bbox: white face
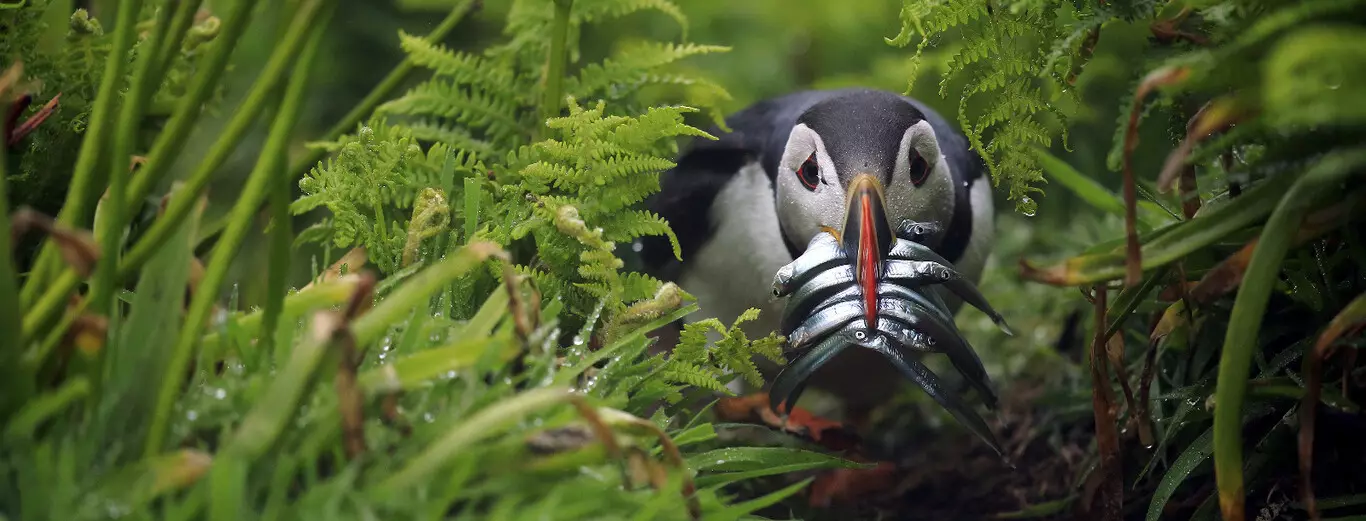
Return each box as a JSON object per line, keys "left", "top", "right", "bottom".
{"left": 774, "top": 121, "right": 956, "bottom": 248}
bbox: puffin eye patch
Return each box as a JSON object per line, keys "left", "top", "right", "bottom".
{"left": 795, "top": 152, "right": 820, "bottom": 191}
{"left": 908, "top": 149, "right": 931, "bottom": 187}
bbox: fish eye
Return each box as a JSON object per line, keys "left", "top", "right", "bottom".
{"left": 854, "top": 330, "right": 866, "bottom": 341}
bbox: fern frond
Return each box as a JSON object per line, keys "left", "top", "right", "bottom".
{"left": 574, "top": 0, "right": 689, "bottom": 32}
{"left": 658, "top": 362, "right": 729, "bottom": 394}
{"left": 567, "top": 42, "right": 729, "bottom": 100}
{"left": 406, "top": 120, "right": 498, "bottom": 159}
{"left": 378, "top": 80, "right": 526, "bottom": 145}
{"left": 889, "top": 0, "right": 1064, "bottom": 213}
{"left": 396, "top": 31, "right": 521, "bottom": 99}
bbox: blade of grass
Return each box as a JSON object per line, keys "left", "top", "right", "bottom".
{"left": 358, "top": 333, "right": 520, "bottom": 396}
{"left": 2, "top": 376, "right": 89, "bottom": 443}
{"left": 350, "top": 242, "right": 506, "bottom": 345}
{"left": 1213, "top": 148, "right": 1366, "bottom": 521}
{"left": 81, "top": 0, "right": 176, "bottom": 411}
{"left": 371, "top": 386, "right": 578, "bottom": 497}
{"left": 95, "top": 182, "right": 201, "bottom": 450}
{"left": 538, "top": 0, "right": 573, "bottom": 139}
{"left": 261, "top": 63, "right": 298, "bottom": 355}
{"left": 144, "top": 6, "right": 331, "bottom": 457}
{"left": 119, "top": 0, "right": 328, "bottom": 277}
{"left": 1146, "top": 427, "right": 1213, "bottom": 521}
{"left": 151, "top": 0, "right": 205, "bottom": 82}
{"left": 701, "top": 478, "right": 813, "bottom": 521}
{"left": 1019, "top": 168, "right": 1297, "bottom": 286}
{"left": 18, "top": 0, "right": 263, "bottom": 347}
{"left": 21, "top": 0, "right": 145, "bottom": 300}
{"left": 122, "top": 0, "right": 262, "bottom": 208}
{"left": 1105, "top": 266, "right": 1171, "bottom": 340}
{"left": 199, "top": 275, "right": 366, "bottom": 357}
{"left": 1033, "top": 147, "right": 1164, "bottom": 229}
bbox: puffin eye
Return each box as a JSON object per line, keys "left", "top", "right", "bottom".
{"left": 908, "top": 150, "right": 931, "bottom": 187}
{"left": 795, "top": 152, "right": 820, "bottom": 191}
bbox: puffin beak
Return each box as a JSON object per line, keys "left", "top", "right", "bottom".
{"left": 840, "top": 173, "right": 895, "bottom": 329}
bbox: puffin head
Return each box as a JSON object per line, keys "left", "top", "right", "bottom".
{"left": 774, "top": 90, "right": 958, "bottom": 269}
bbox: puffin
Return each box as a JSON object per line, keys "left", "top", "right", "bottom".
{"left": 634, "top": 87, "right": 996, "bottom": 422}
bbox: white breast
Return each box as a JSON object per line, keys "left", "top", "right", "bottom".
{"left": 676, "top": 161, "right": 793, "bottom": 341}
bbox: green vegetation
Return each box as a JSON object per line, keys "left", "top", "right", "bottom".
{"left": 3, "top": 0, "right": 1365, "bottom": 520}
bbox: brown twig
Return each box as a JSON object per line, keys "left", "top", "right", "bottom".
{"left": 1189, "top": 200, "right": 1355, "bottom": 305}
{"left": 8, "top": 93, "right": 59, "bottom": 146}
{"left": 1120, "top": 66, "right": 1192, "bottom": 287}
{"left": 598, "top": 407, "right": 701, "bottom": 520}
{"left": 331, "top": 272, "right": 376, "bottom": 460}
{"left": 1149, "top": 7, "right": 1209, "bottom": 46}
{"left": 1157, "top": 97, "right": 1250, "bottom": 201}
{"left": 1067, "top": 26, "right": 1102, "bottom": 86}
{"left": 1085, "top": 283, "right": 1122, "bottom": 521}
{"left": 1300, "top": 292, "right": 1366, "bottom": 521}
{"left": 10, "top": 207, "right": 101, "bottom": 277}
{"left": 380, "top": 392, "right": 412, "bottom": 438}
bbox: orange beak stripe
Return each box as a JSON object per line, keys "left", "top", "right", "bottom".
{"left": 858, "top": 192, "right": 878, "bottom": 329}
{"left": 840, "top": 173, "right": 894, "bottom": 331}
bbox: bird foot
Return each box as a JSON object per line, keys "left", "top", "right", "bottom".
{"left": 715, "top": 392, "right": 862, "bottom": 452}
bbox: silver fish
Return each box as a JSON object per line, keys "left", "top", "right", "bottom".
{"left": 846, "top": 329, "right": 1006, "bottom": 459}
{"left": 768, "top": 328, "right": 854, "bottom": 414}
{"left": 877, "top": 298, "right": 997, "bottom": 408}
{"left": 895, "top": 219, "right": 942, "bottom": 244}
{"left": 771, "top": 233, "right": 847, "bottom": 298}
{"left": 889, "top": 238, "right": 1013, "bottom": 335}
{"left": 781, "top": 281, "right": 954, "bottom": 336}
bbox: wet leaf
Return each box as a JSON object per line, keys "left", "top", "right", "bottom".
{"left": 1189, "top": 201, "right": 1355, "bottom": 305}
{"left": 79, "top": 450, "right": 213, "bottom": 518}
{"left": 1213, "top": 148, "right": 1366, "bottom": 521}
{"left": 1019, "top": 170, "right": 1295, "bottom": 286}
{"left": 1263, "top": 25, "right": 1366, "bottom": 129}
{"left": 1146, "top": 427, "right": 1213, "bottom": 521}
{"left": 686, "top": 446, "right": 865, "bottom": 474}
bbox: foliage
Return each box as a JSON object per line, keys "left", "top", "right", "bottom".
{"left": 0, "top": 1, "right": 849, "bottom": 520}
{"left": 993, "top": 0, "right": 1366, "bottom": 519}
{"left": 1, "top": 0, "right": 222, "bottom": 251}
{"left": 293, "top": 0, "right": 732, "bottom": 321}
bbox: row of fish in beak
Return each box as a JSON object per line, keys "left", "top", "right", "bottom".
{"left": 768, "top": 220, "right": 1014, "bottom": 458}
